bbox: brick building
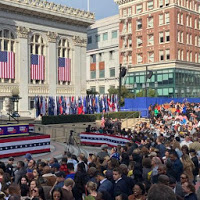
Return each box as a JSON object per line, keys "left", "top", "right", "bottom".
{"left": 115, "top": 0, "right": 200, "bottom": 97}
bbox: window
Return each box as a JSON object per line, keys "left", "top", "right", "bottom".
{"left": 166, "top": 49, "right": 170, "bottom": 60}
{"left": 58, "top": 38, "right": 71, "bottom": 58}
{"left": 147, "top": 1, "right": 153, "bottom": 10}
{"left": 190, "top": 16, "right": 192, "bottom": 27}
{"left": 190, "top": 52, "right": 192, "bottom": 62}
{"left": 190, "top": 34, "right": 192, "bottom": 45}
{"left": 148, "top": 34, "right": 154, "bottom": 45}
{"left": 128, "top": 23, "right": 132, "bottom": 33}
{"left": 137, "top": 54, "right": 143, "bottom": 64}
{"left": 123, "top": 9, "right": 127, "bottom": 17}
{"left": 165, "top": 13, "right": 170, "bottom": 24}
{"left": 195, "top": 53, "right": 198, "bottom": 63}
{"left": 187, "top": 51, "right": 189, "bottom": 61}
{"left": 180, "top": 14, "right": 183, "bottom": 24}
{"left": 128, "top": 38, "right": 132, "bottom": 47}
{"left": 166, "top": 31, "right": 170, "bottom": 42}
{"left": 90, "top": 54, "right": 96, "bottom": 63}
{"left": 96, "top": 34, "right": 100, "bottom": 42}
{"left": 99, "top": 53, "right": 102, "bottom": 62}
{"left": 195, "top": 19, "right": 197, "bottom": 29}
{"left": 159, "top": 32, "right": 164, "bottom": 43}
{"left": 128, "top": 54, "right": 132, "bottom": 64}
{"left": 186, "top": 15, "right": 189, "bottom": 26}
{"left": 159, "top": 50, "right": 164, "bottom": 61}
{"left": 159, "top": 14, "right": 164, "bottom": 25}
{"left": 88, "top": 36, "right": 92, "bottom": 44}
{"left": 148, "top": 51, "right": 154, "bottom": 62}
{"left": 128, "top": 7, "right": 132, "bottom": 16}
{"left": 159, "top": 0, "right": 163, "bottom": 8}
{"left": 29, "top": 97, "right": 35, "bottom": 110}
{"left": 90, "top": 71, "right": 96, "bottom": 79}
{"left": 136, "top": 4, "right": 142, "bottom": 14}
{"left": 123, "top": 23, "right": 127, "bottom": 33}
{"left": 198, "top": 54, "right": 200, "bottom": 63}
{"left": 187, "top": 34, "right": 189, "bottom": 44}
{"left": 137, "top": 36, "right": 143, "bottom": 47}
{"left": 90, "top": 86, "right": 96, "bottom": 92}
{"left": 103, "top": 32, "right": 108, "bottom": 41}
{"left": 178, "top": 49, "right": 181, "bottom": 60}
{"left": 99, "top": 69, "right": 105, "bottom": 78}
{"left": 177, "top": 13, "right": 180, "bottom": 24}
{"left": 112, "top": 30, "right": 117, "bottom": 39}
{"left": 99, "top": 86, "right": 105, "bottom": 94}
{"left": 147, "top": 16, "right": 154, "bottom": 28}
{"left": 165, "top": 0, "right": 169, "bottom": 6}
{"left": 180, "top": 32, "right": 183, "bottom": 43}
{"left": 195, "top": 36, "right": 198, "bottom": 46}
{"left": 0, "top": 29, "right": 15, "bottom": 52}
{"left": 110, "top": 68, "right": 115, "bottom": 77}
{"left": 178, "top": 31, "right": 180, "bottom": 42}
{"left": 137, "top": 19, "right": 142, "bottom": 30}
{"left": 181, "top": 50, "right": 183, "bottom": 60}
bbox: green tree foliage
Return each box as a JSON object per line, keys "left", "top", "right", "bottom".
{"left": 108, "top": 86, "right": 134, "bottom": 106}
{"left": 136, "top": 89, "right": 157, "bottom": 97}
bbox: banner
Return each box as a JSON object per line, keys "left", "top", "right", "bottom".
{"left": 0, "top": 124, "right": 29, "bottom": 137}
{"left": 80, "top": 132, "right": 130, "bottom": 147}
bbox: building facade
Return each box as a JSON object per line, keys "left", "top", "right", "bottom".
{"left": 0, "top": 0, "right": 94, "bottom": 117}
{"left": 86, "top": 15, "right": 119, "bottom": 94}
{"left": 115, "top": 0, "right": 200, "bottom": 97}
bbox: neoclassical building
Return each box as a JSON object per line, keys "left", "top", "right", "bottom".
{"left": 0, "top": 0, "right": 94, "bottom": 117}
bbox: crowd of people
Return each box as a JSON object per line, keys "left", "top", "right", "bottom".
{"left": 0, "top": 101, "right": 199, "bottom": 200}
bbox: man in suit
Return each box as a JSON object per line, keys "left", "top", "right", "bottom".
{"left": 95, "top": 172, "right": 113, "bottom": 194}
{"left": 113, "top": 167, "right": 129, "bottom": 197}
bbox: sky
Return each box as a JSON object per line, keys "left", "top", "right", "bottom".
{"left": 52, "top": 0, "right": 119, "bottom": 20}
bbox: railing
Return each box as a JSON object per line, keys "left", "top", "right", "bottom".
{"left": 121, "top": 111, "right": 140, "bottom": 129}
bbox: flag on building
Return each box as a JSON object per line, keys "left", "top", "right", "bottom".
{"left": 58, "top": 57, "right": 71, "bottom": 82}
{"left": 0, "top": 51, "right": 15, "bottom": 79}
{"left": 31, "top": 54, "right": 45, "bottom": 80}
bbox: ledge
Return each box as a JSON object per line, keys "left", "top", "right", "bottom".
{"left": 0, "top": 0, "right": 95, "bottom": 27}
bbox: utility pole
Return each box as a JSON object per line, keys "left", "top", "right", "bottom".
{"left": 119, "top": 64, "right": 122, "bottom": 111}
{"left": 87, "top": 0, "right": 90, "bottom": 12}
{"left": 145, "top": 66, "right": 147, "bottom": 97}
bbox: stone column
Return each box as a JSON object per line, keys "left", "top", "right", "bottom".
{"left": 46, "top": 32, "right": 57, "bottom": 97}
{"left": 72, "top": 36, "right": 87, "bottom": 96}
{"left": 17, "top": 27, "right": 30, "bottom": 113}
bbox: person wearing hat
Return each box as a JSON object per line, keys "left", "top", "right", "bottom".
{"left": 5, "top": 157, "right": 14, "bottom": 179}
{"left": 24, "top": 153, "right": 32, "bottom": 168}
{"left": 97, "top": 144, "right": 109, "bottom": 160}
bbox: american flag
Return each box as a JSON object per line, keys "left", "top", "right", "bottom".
{"left": 58, "top": 57, "right": 71, "bottom": 82}
{"left": 31, "top": 54, "right": 45, "bottom": 80}
{"left": 0, "top": 51, "right": 15, "bottom": 79}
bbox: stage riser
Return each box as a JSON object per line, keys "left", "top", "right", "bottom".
{"left": 0, "top": 135, "right": 50, "bottom": 158}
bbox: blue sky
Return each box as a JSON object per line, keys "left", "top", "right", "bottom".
{"left": 52, "top": 0, "right": 119, "bottom": 20}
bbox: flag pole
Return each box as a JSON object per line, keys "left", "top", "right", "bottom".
{"left": 87, "top": 0, "right": 90, "bottom": 12}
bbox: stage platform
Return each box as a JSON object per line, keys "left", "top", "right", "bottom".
{"left": 0, "top": 124, "right": 50, "bottom": 158}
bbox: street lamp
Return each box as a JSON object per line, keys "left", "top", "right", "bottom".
{"left": 10, "top": 88, "right": 21, "bottom": 119}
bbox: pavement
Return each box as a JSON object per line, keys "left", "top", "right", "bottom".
{"left": 0, "top": 141, "right": 101, "bottom": 163}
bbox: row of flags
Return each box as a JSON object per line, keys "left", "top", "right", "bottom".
{"left": 34, "top": 95, "right": 119, "bottom": 117}
{"left": 0, "top": 51, "right": 71, "bottom": 81}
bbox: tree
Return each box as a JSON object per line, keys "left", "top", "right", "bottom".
{"left": 86, "top": 89, "right": 99, "bottom": 95}
{"left": 136, "top": 88, "right": 157, "bottom": 97}
{"left": 108, "top": 86, "right": 134, "bottom": 106}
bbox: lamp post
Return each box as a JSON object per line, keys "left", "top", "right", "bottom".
{"left": 10, "top": 88, "right": 21, "bottom": 119}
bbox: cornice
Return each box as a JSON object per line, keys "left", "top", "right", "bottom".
{"left": 0, "top": 0, "right": 95, "bottom": 27}
{"left": 114, "top": 0, "right": 135, "bottom": 6}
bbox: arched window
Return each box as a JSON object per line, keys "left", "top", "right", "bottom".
{"left": 30, "top": 34, "right": 44, "bottom": 55}
{"left": 30, "top": 34, "right": 45, "bottom": 83}
{"left": 0, "top": 29, "right": 15, "bottom": 52}
{"left": 0, "top": 29, "right": 15, "bottom": 81}
{"left": 58, "top": 38, "right": 72, "bottom": 85}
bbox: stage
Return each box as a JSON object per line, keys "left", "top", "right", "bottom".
{"left": 0, "top": 124, "right": 50, "bottom": 158}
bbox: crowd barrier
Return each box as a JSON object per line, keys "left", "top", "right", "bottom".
{"left": 80, "top": 132, "right": 130, "bottom": 147}
{"left": 121, "top": 97, "right": 200, "bottom": 117}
